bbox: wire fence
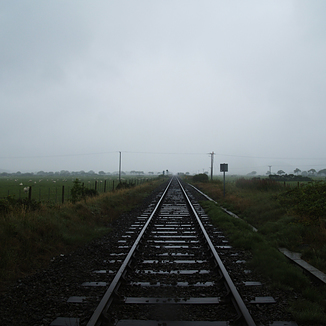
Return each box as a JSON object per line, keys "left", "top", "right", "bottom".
{"left": 1, "top": 178, "right": 149, "bottom": 204}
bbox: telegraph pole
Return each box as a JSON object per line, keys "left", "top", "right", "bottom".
{"left": 210, "top": 151, "right": 215, "bottom": 181}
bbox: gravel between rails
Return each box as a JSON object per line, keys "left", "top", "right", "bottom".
{"left": 0, "top": 180, "right": 296, "bottom": 326}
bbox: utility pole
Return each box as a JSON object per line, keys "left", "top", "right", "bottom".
{"left": 268, "top": 165, "right": 272, "bottom": 175}
{"left": 210, "top": 151, "right": 215, "bottom": 181}
{"left": 119, "top": 151, "right": 122, "bottom": 183}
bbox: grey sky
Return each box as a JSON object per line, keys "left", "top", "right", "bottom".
{"left": 1, "top": 1, "right": 326, "bottom": 175}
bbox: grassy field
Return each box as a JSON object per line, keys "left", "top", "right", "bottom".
{"left": 0, "top": 176, "right": 167, "bottom": 290}
{"left": 191, "top": 176, "right": 326, "bottom": 325}
{"left": 0, "top": 175, "right": 152, "bottom": 203}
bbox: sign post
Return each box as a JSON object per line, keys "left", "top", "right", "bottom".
{"left": 220, "top": 163, "right": 228, "bottom": 197}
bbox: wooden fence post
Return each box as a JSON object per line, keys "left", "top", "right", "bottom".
{"left": 113, "top": 180, "right": 115, "bottom": 192}
{"left": 28, "top": 186, "right": 32, "bottom": 200}
{"left": 62, "top": 185, "right": 65, "bottom": 204}
{"left": 104, "top": 180, "right": 107, "bottom": 193}
{"left": 95, "top": 180, "right": 97, "bottom": 192}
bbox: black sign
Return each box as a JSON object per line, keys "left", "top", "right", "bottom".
{"left": 220, "top": 163, "right": 228, "bottom": 172}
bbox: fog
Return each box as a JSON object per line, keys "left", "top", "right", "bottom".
{"left": 1, "top": 1, "right": 326, "bottom": 176}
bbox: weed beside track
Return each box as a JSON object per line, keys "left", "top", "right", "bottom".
{"left": 192, "top": 178, "right": 326, "bottom": 325}
{"left": 0, "top": 177, "right": 167, "bottom": 290}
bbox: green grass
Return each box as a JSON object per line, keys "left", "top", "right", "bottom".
{"left": 201, "top": 201, "right": 326, "bottom": 325}
{"left": 0, "top": 177, "right": 167, "bottom": 290}
{"left": 0, "top": 175, "right": 153, "bottom": 203}
{"left": 192, "top": 178, "right": 326, "bottom": 325}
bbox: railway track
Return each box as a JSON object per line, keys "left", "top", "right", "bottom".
{"left": 49, "top": 177, "right": 296, "bottom": 326}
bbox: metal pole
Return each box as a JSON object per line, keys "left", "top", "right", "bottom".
{"left": 223, "top": 171, "right": 226, "bottom": 197}
{"left": 119, "top": 151, "right": 121, "bottom": 183}
{"left": 210, "top": 151, "right": 214, "bottom": 181}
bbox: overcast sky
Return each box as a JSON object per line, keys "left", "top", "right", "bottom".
{"left": 1, "top": 1, "right": 326, "bottom": 175}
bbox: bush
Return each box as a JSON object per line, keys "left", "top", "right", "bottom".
{"left": 0, "top": 196, "right": 41, "bottom": 214}
{"left": 235, "top": 178, "right": 283, "bottom": 191}
{"left": 116, "top": 181, "right": 135, "bottom": 190}
{"left": 192, "top": 173, "right": 209, "bottom": 183}
{"left": 70, "top": 179, "right": 98, "bottom": 203}
{"left": 278, "top": 181, "right": 326, "bottom": 225}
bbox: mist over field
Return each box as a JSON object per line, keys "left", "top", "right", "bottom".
{"left": 1, "top": 1, "right": 326, "bottom": 176}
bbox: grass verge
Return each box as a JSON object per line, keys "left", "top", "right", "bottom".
{"left": 0, "top": 177, "right": 166, "bottom": 291}
{"left": 195, "top": 179, "right": 326, "bottom": 325}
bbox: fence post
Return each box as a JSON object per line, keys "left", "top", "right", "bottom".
{"left": 104, "top": 180, "right": 107, "bottom": 193}
{"left": 95, "top": 180, "right": 97, "bottom": 192}
{"left": 28, "top": 186, "right": 32, "bottom": 200}
{"left": 62, "top": 185, "right": 65, "bottom": 204}
{"left": 113, "top": 180, "right": 115, "bottom": 192}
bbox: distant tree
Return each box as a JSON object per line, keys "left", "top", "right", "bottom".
{"left": 60, "top": 170, "right": 70, "bottom": 176}
{"left": 98, "top": 171, "right": 106, "bottom": 175}
{"left": 130, "top": 170, "right": 144, "bottom": 175}
{"left": 318, "top": 169, "right": 326, "bottom": 176}
{"left": 37, "top": 171, "right": 45, "bottom": 175}
{"left": 277, "top": 170, "right": 285, "bottom": 175}
{"left": 266, "top": 171, "right": 271, "bottom": 176}
{"left": 247, "top": 171, "right": 257, "bottom": 176}
{"left": 294, "top": 168, "right": 301, "bottom": 175}
{"left": 22, "top": 172, "right": 34, "bottom": 177}
{"left": 308, "top": 169, "right": 317, "bottom": 175}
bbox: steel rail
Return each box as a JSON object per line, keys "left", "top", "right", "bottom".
{"left": 87, "top": 178, "right": 173, "bottom": 326}
{"left": 177, "top": 178, "right": 257, "bottom": 326}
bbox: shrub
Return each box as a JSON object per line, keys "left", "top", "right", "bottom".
{"left": 235, "top": 178, "right": 283, "bottom": 191}
{"left": 70, "top": 179, "right": 98, "bottom": 203}
{"left": 192, "top": 173, "right": 209, "bottom": 183}
{"left": 278, "top": 181, "right": 326, "bottom": 225}
{"left": 70, "top": 179, "right": 84, "bottom": 203}
{"left": 0, "top": 196, "right": 40, "bottom": 214}
{"left": 116, "top": 181, "right": 135, "bottom": 190}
